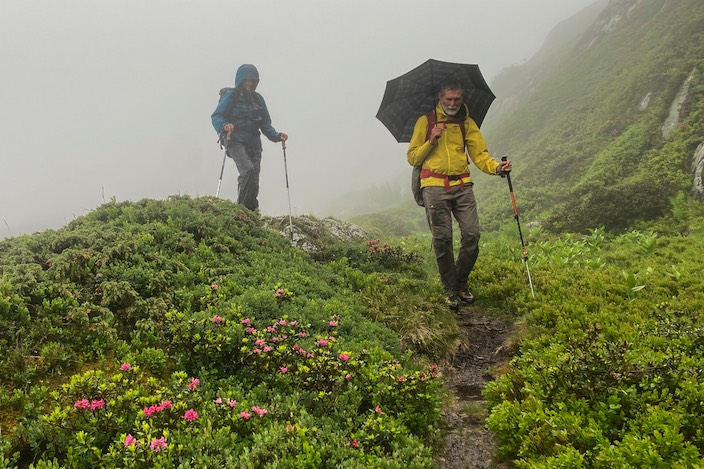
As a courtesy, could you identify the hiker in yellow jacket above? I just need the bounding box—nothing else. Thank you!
[407,79,511,311]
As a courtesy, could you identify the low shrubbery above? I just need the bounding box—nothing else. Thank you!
[0,196,444,467]
[482,209,704,467]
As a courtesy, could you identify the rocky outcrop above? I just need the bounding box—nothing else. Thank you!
[662,69,696,139]
[585,0,645,49]
[264,215,369,252]
[693,142,704,202]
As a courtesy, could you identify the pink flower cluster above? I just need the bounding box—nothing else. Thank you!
[188,378,199,391]
[293,344,314,358]
[212,315,223,324]
[143,400,173,418]
[124,434,141,447]
[251,406,268,416]
[120,362,132,371]
[214,397,237,407]
[183,409,198,422]
[74,399,105,411]
[124,433,167,452]
[150,436,168,452]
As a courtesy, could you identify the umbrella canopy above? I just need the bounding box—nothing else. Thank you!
[376,59,496,143]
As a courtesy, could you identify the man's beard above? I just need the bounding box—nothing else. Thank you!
[442,104,460,116]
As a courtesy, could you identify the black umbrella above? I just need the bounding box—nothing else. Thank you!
[376,59,496,143]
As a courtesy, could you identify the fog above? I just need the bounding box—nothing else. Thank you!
[0,0,598,238]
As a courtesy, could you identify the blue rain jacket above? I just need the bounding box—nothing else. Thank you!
[211,64,281,143]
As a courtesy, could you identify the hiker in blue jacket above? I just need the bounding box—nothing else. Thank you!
[211,64,288,211]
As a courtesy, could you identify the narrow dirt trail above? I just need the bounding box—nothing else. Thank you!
[434,307,514,468]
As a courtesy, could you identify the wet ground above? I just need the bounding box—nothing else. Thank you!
[434,307,514,469]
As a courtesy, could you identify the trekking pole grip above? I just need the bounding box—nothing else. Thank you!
[500,155,511,176]
[501,155,514,191]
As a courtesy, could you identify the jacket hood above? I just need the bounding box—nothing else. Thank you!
[234,64,260,88]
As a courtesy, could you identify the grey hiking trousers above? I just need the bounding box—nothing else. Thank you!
[422,184,481,295]
[227,139,262,211]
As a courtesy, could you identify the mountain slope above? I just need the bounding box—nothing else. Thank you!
[474,0,704,233]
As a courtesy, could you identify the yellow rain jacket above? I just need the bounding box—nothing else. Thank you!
[407,103,499,188]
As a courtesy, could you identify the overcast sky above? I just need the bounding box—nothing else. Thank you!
[0,0,599,238]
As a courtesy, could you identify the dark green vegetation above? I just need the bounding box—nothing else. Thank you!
[478,0,704,234]
[0,196,465,468]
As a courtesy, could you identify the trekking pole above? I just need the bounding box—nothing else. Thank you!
[282,140,294,241]
[215,130,231,198]
[501,156,535,297]
[216,151,227,198]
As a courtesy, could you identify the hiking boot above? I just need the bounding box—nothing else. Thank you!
[445,294,460,311]
[458,289,475,304]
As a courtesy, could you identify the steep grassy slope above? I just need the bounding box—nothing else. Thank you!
[476,0,704,233]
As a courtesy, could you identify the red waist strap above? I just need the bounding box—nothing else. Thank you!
[419,169,470,192]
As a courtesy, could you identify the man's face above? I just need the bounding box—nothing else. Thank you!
[440,89,463,116]
[241,79,257,92]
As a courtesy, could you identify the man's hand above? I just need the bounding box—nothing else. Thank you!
[280,133,288,142]
[497,159,512,175]
[429,124,445,145]
[223,123,234,139]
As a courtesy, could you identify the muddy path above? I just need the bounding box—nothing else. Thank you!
[434,307,514,469]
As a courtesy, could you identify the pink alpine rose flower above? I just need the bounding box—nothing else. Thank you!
[339,353,350,362]
[73,399,90,410]
[120,362,132,371]
[124,434,139,447]
[150,437,167,452]
[188,378,200,390]
[183,409,199,422]
[212,315,223,324]
[159,400,173,410]
[240,411,251,419]
[90,399,105,411]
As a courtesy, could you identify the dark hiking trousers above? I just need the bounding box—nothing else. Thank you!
[227,140,262,211]
[422,184,481,295]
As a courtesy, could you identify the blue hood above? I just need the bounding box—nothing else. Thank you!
[234,64,260,88]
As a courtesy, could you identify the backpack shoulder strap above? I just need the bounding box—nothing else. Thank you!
[424,111,436,142]
[424,109,467,149]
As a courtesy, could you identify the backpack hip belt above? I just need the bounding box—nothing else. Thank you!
[419,169,470,192]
